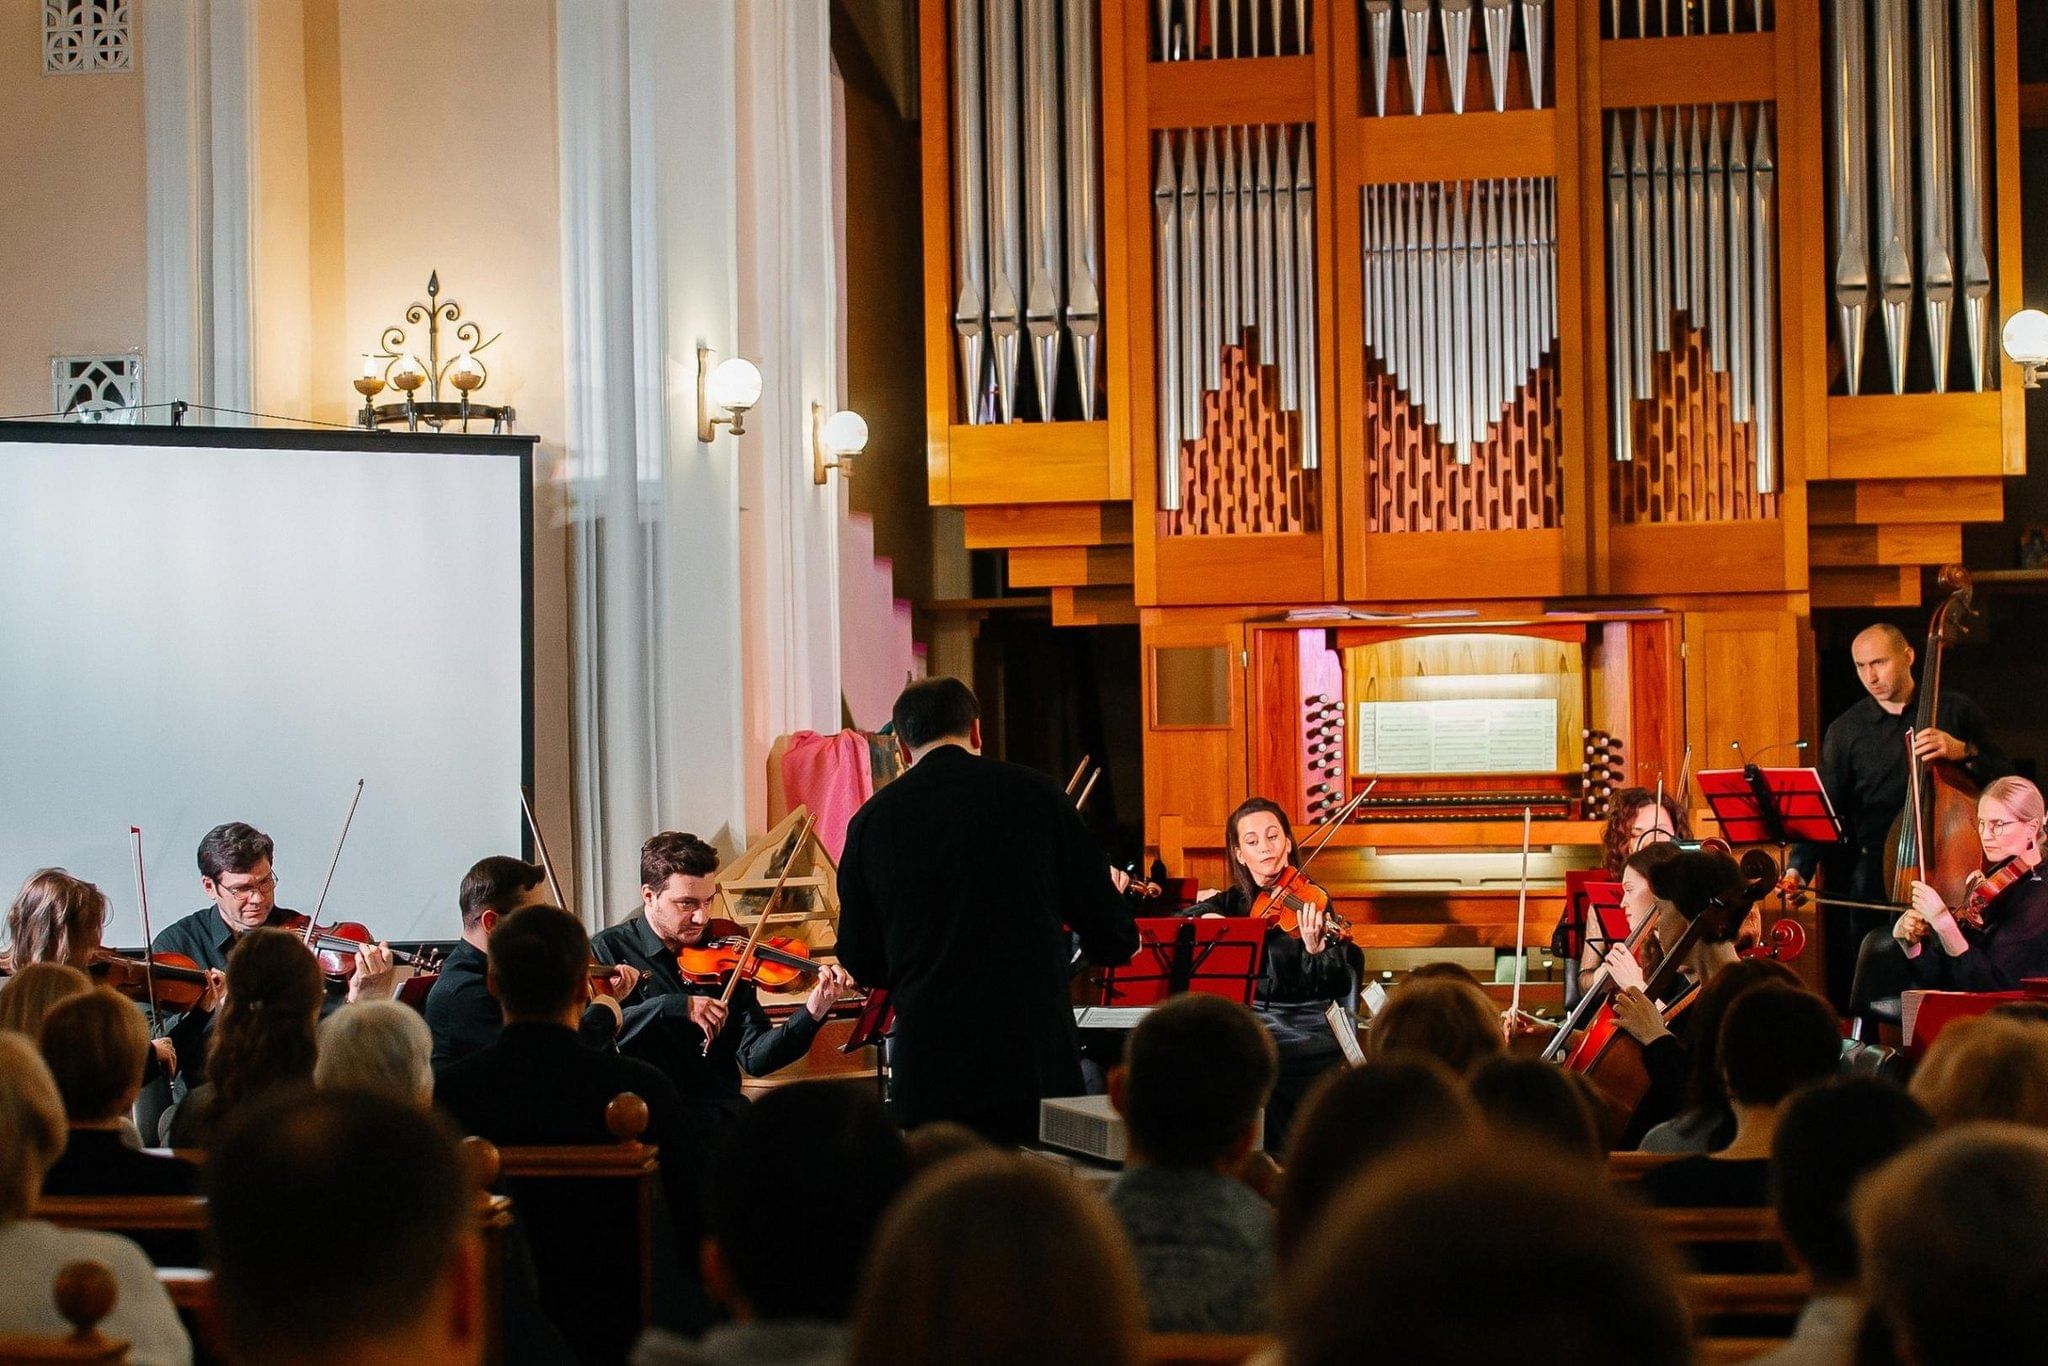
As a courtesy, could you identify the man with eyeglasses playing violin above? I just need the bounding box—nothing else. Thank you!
[591,829,854,1134]
[149,822,397,1089]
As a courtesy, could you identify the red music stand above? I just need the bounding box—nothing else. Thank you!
[1089,916,1268,1008]
[1697,767,1845,848]
[1560,870,1628,958]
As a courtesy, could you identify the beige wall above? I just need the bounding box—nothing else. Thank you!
[0,2,146,417]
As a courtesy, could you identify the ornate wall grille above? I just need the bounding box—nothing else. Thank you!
[51,354,142,421]
[43,0,131,74]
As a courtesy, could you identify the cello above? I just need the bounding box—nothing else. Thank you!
[1887,566,1985,912]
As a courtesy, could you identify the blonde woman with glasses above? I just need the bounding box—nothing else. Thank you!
[1897,776,2048,991]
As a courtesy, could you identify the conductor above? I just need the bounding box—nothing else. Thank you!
[836,677,1139,1143]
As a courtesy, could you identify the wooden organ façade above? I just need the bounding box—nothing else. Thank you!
[918,0,2027,963]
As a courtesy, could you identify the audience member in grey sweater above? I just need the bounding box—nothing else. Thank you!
[1105,993,1279,1334]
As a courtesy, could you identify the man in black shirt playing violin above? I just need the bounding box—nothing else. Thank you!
[1785,625,2009,1007]
[591,830,853,1133]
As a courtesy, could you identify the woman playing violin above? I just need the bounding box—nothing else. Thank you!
[1895,777,2048,992]
[5,869,222,1083]
[1185,798,1362,1149]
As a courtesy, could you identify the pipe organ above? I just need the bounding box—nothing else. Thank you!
[918,0,2026,957]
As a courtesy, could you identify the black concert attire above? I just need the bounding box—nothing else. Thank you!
[434,1022,714,1356]
[1183,886,1361,1151]
[1788,691,2008,1007]
[836,743,1139,1144]
[42,1129,197,1197]
[422,939,620,1071]
[590,913,821,1130]
[1902,867,2048,992]
[148,904,345,1085]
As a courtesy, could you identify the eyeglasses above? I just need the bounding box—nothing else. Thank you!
[214,874,278,904]
[1978,819,2026,837]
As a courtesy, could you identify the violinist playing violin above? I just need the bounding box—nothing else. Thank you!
[1893,777,2048,992]
[5,867,220,1085]
[150,823,397,1094]
[1185,798,1363,1150]
[591,830,854,1130]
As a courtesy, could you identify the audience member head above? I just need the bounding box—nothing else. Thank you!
[39,986,149,1125]
[1771,1078,1932,1289]
[1110,993,1276,1170]
[1223,797,1299,901]
[315,1000,434,1107]
[1719,984,1842,1110]
[1909,1013,2048,1129]
[0,961,91,1040]
[1283,1145,1691,1366]
[207,927,325,1114]
[1991,999,2048,1029]
[1276,1058,1475,1263]
[1856,1124,2048,1366]
[1405,960,1485,987]
[208,1087,480,1365]
[1369,976,1504,1076]
[456,856,549,937]
[196,822,279,932]
[1603,787,1691,874]
[902,1120,990,1174]
[1467,1055,1603,1166]
[485,904,587,1024]
[848,1154,1143,1366]
[890,677,981,756]
[6,868,107,969]
[704,1082,909,1323]
[0,1032,66,1222]
[1677,956,1800,1114]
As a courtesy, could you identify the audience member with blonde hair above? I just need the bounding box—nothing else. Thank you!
[1275,1058,1475,1264]
[316,999,435,1106]
[39,988,196,1196]
[0,1033,192,1365]
[1282,1144,1691,1366]
[1367,975,1504,1076]
[1908,1012,2048,1129]
[848,1154,1144,1366]
[0,960,91,1040]
[1856,1123,2048,1366]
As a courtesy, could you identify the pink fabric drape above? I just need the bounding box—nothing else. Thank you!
[779,730,877,862]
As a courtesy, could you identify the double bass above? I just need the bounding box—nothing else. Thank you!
[1887,566,1985,912]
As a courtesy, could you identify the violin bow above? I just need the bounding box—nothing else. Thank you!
[706,812,814,1051]
[304,779,366,949]
[518,786,570,912]
[1908,731,1929,886]
[1506,805,1534,1040]
[128,826,162,1035]
[1293,780,1377,879]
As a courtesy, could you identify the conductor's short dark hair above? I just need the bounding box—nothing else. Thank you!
[206,1087,472,1363]
[1121,993,1277,1168]
[487,904,587,1021]
[458,856,547,929]
[890,677,980,751]
[709,1082,910,1320]
[1772,1077,1932,1284]
[197,822,274,882]
[1720,985,1842,1106]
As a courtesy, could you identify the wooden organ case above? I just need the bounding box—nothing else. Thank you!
[919,0,2027,962]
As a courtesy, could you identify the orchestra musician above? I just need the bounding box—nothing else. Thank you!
[421,856,641,1069]
[591,830,854,1131]
[1787,625,2009,1004]
[836,677,1139,1144]
[1553,789,1691,1006]
[1892,777,2048,992]
[1186,798,1364,1151]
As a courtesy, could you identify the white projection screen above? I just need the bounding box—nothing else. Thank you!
[0,425,533,947]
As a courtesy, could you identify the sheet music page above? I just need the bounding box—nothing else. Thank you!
[1356,699,1559,773]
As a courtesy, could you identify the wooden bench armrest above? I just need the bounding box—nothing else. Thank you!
[1144,1333,1275,1365]
[1682,1273,1810,1318]
[493,1144,660,1179]
[35,1196,206,1231]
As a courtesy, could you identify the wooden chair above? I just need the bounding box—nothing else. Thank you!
[0,1261,128,1364]
[1607,1150,1680,1182]
[1696,1339,1795,1364]
[486,1094,664,1366]
[1644,1206,1780,1246]
[1144,1334,1274,1365]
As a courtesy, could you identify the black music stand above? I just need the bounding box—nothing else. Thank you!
[1696,767,1845,849]
[1090,917,1268,1007]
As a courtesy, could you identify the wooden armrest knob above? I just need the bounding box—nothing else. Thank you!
[54,1260,117,1338]
[461,1134,502,1189]
[605,1092,649,1143]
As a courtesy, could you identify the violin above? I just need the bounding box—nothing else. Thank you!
[86,949,213,1013]
[276,910,440,981]
[1252,865,1353,941]
[1958,856,2030,929]
[675,918,821,992]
